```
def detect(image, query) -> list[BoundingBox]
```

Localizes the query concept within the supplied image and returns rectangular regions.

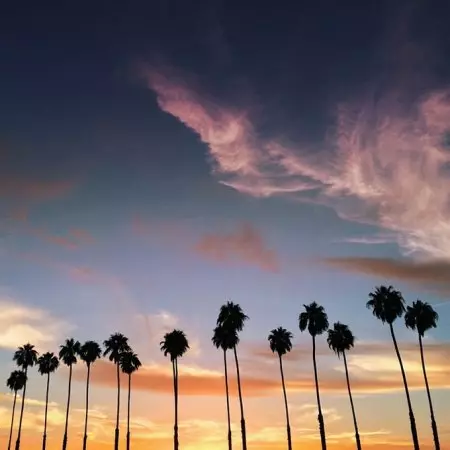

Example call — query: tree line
[5,285,441,450]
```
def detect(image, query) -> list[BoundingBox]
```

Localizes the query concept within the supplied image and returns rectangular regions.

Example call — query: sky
[1,0,450,449]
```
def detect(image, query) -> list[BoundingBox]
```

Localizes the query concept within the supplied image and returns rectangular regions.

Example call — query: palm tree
[6,370,27,450]
[37,352,60,450]
[212,325,239,450]
[217,302,249,450]
[299,302,329,450]
[59,338,81,450]
[13,343,38,450]
[327,323,361,450]
[79,341,102,450]
[119,351,142,450]
[367,285,419,450]
[103,332,131,450]
[268,327,294,450]
[405,300,440,450]
[160,329,189,450]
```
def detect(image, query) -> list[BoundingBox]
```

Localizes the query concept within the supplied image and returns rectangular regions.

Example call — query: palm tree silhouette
[212,325,239,450]
[6,370,27,450]
[119,351,142,450]
[367,285,419,450]
[217,302,249,450]
[327,322,361,450]
[268,327,294,450]
[79,341,102,450]
[299,302,328,450]
[13,343,38,450]
[160,329,189,450]
[37,352,60,450]
[59,338,81,450]
[405,300,440,450]
[103,332,131,450]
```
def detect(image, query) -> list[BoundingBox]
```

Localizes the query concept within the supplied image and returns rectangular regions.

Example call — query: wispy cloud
[144,67,450,263]
[194,223,279,272]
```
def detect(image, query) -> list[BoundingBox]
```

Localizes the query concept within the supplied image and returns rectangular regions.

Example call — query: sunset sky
[1,1,450,449]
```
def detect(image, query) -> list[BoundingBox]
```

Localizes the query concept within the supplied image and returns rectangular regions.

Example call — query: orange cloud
[194,223,279,272]
[322,257,450,292]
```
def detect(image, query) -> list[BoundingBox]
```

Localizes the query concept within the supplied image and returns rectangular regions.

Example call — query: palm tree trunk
[233,346,247,450]
[83,364,91,450]
[42,373,50,450]
[223,350,232,450]
[312,336,327,450]
[419,334,440,450]
[389,323,420,450]
[343,351,361,450]
[115,362,120,450]
[172,359,179,450]
[62,365,73,450]
[7,390,17,450]
[126,373,131,450]
[15,368,27,450]
[279,354,292,450]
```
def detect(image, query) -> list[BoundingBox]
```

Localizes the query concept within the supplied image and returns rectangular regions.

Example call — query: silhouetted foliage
[6,370,27,450]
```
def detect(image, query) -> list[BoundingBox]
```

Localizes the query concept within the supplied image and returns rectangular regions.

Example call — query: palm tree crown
[299,302,329,336]
[6,371,27,392]
[217,301,249,332]
[268,327,293,356]
[327,322,355,357]
[103,333,131,363]
[366,285,405,324]
[79,341,102,366]
[37,352,60,375]
[405,300,439,337]
[160,329,189,361]
[212,325,239,351]
[59,339,81,366]
[120,351,142,375]
[13,343,38,369]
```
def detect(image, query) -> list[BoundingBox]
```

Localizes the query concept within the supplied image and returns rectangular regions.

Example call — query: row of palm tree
[6,334,141,450]
[5,285,441,450]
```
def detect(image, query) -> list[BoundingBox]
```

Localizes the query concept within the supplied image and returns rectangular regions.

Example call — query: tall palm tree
[268,327,294,450]
[212,325,239,450]
[405,300,440,450]
[217,301,249,450]
[59,338,81,450]
[119,351,142,450]
[103,332,131,450]
[367,285,419,450]
[299,302,329,450]
[13,343,38,450]
[6,370,27,450]
[327,323,361,450]
[79,341,102,450]
[37,352,60,450]
[160,329,189,450]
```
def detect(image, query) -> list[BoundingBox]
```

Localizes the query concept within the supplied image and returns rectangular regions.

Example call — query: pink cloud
[145,68,450,261]
[194,223,279,272]
[0,177,76,201]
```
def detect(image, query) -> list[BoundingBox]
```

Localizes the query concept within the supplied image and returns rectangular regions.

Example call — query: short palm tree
[268,327,294,450]
[327,323,361,450]
[299,302,328,450]
[217,302,249,450]
[103,332,131,450]
[79,341,102,450]
[367,285,419,450]
[59,338,81,450]
[6,370,27,450]
[37,352,60,450]
[13,343,38,450]
[160,329,189,450]
[212,325,240,450]
[119,351,142,450]
[405,300,440,450]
